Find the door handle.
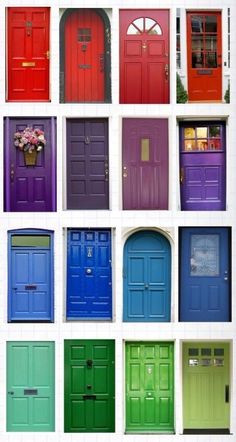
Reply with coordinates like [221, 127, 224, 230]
[99, 54, 104, 72]
[165, 63, 169, 80]
[180, 167, 184, 184]
[8, 391, 14, 395]
[10, 168, 14, 183]
[44, 50, 50, 59]
[123, 166, 128, 178]
[225, 385, 229, 403]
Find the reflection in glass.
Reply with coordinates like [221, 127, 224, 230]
[201, 359, 212, 366]
[214, 359, 224, 367]
[184, 127, 195, 139]
[189, 359, 199, 366]
[196, 127, 207, 138]
[189, 348, 199, 356]
[190, 234, 219, 277]
[206, 35, 217, 51]
[192, 36, 204, 51]
[206, 52, 217, 68]
[214, 348, 224, 356]
[201, 348, 211, 356]
[205, 15, 217, 33]
[192, 52, 203, 68]
[197, 140, 208, 150]
[209, 126, 220, 137]
[191, 16, 203, 33]
[184, 140, 196, 151]
[148, 24, 162, 35]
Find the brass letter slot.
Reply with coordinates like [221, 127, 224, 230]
[22, 62, 36, 67]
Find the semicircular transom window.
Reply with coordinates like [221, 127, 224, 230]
[127, 17, 162, 35]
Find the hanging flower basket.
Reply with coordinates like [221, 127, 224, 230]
[24, 150, 37, 166]
[14, 127, 46, 167]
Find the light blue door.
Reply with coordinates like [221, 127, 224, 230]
[123, 230, 171, 322]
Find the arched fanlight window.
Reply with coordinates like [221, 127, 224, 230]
[127, 17, 162, 35]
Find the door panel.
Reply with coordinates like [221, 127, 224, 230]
[123, 230, 171, 322]
[67, 229, 112, 320]
[7, 342, 55, 432]
[183, 342, 230, 431]
[187, 12, 222, 101]
[67, 119, 109, 209]
[123, 119, 168, 210]
[7, 7, 50, 101]
[64, 340, 115, 432]
[120, 10, 169, 103]
[4, 117, 56, 212]
[126, 342, 174, 433]
[180, 228, 230, 321]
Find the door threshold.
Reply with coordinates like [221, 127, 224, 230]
[188, 100, 223, 104]
[125, 431, 175, 434]
[183, 429, 230, 435]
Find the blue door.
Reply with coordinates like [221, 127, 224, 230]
[67, 229, 112, 320]
[180, 227, 230, 322]
[8, 230, 54, 322]
[123, 230, 171, 322]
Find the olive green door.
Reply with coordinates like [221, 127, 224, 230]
[183, 342, 230, 432]
[64, 339, 115, 432]
[126, 342, 174, 433]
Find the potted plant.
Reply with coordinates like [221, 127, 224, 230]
[14, 127, 46, 166]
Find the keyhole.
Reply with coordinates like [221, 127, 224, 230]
[81, 44, 87, 52]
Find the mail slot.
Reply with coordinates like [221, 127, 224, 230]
[25, 285, 37, 290]
[79, 64, 91, 69]
[24, 389, 38, 395]
[82, 394, 96, 400]
[22, 62, 36, 67]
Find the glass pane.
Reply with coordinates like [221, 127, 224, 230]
[191, 16, 204, 33]
[205, 15, 217, 33]
[197, 139, 208, 150]
[12, 235, 50, 248]
[184, 127, 195, 139]
[214, 348, 224, 356]
[214, 358, 224, 367]
[177, 53, 181, 69]
[192, 52, 204, 68]
[190, 234, 219, 276]
[192, 35, 204, 51]
[145, 18, 156, 30]
[141, 138, 150, 161]
[177, 16, 180, 34]
[201, 359, 212, 366]
[127, 24, 141, 35]
[209, 126, 221, 137]
[206, 52, 217, 68]
[206, 35, 217, 51]
[133, 18, 144, 31]
[196, 127, 207, 138]
[184, 140, 196, 151]
[148, 23, 162, 35]
[189, 359, 199, 366]
[201, 348, 211, 356]
[189, 348, 199, 356]
[177, 35, 180, 50]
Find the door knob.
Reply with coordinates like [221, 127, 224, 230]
[145, 284, 149, 289]
[224, 276, 228, 281]
[123, 166, 128, 178]
[180, 167, 184, 184]
[10, 168, 14, 182]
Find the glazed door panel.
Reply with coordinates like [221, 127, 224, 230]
[120, 10, 169, 103]
[67, 229, 112, 320]
[64, 340, 115, 432]
[67, 119, 109, 209]
[65, 9, 105, 102]
[180, 228, 230, 321]
[123, 119, 168, 209]
[7, 342, 55, 432]
[187, 12, 222, 101]
[7, 7, 50, 101]
[5, 117, 56, 212]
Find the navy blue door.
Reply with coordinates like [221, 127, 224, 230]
[67, 229, 112, 320]
[180, 227, 230, 322]
[123, 230, 171, 322]
[8, 230, 53, 322]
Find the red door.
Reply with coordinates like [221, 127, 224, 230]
[64, 9, 105, 102]
[7, 7, 50, 102]
[120, 10, 169, 104]
[187, 11, 222, 101]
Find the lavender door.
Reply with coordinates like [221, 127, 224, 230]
[180, 122, 226, 211]
[67, 119, 109, 209]
[4, 117, 56, 212]
[122, 119, 168, 210]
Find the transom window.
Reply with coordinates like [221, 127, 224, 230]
[183, 125, 222, 151]
[191, 14, 218, 68]
[127, 17, 162, 35]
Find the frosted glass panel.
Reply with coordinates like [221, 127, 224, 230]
[190, 234, 219, 276]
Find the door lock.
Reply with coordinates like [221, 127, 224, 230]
[165, 64, 169, 79]
[86, 359, 93, 368]
[123, 166, 128, 178]
[10, 168, 14, 183]
[180, 167, 184, 184]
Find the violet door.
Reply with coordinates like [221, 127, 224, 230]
[4, 117, 56, 212]
[122, 118, 168, 210]
[180, 122, 226, 211]
[67, 118, 109, 209]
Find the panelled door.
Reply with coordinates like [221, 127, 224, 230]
[187, 11, 222, 101]
[7, 7, 50, 101]
[64, 9, 105, 102]
[123, 230, 171, 322]
[8, 230, 53, 322]
[7, 341, 55, 432]
[67, 229, 112, 320]
[183, 342, 230, 432]
[123, 118, 168, 210]
[64, 340, 115, 432]
[67, 119, 109, 209]
[120, 10, 169, 104]
[126, 342, 174, 433]
[180, 227, 230, 322]
[4, 117, 56, 212]
[180, 122, 226, 210]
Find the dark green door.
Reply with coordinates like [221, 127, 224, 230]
[183, 342, 230, 432]
[126, 341, 174, 433]
[7, 341, 55, 432]
[64, 339, 115, 432]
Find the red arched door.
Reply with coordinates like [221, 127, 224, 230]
[64, 9, 105, 102]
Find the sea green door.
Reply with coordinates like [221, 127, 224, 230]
[64, 339, 115, 432]
[183, 342, 230, 432]
[7, 341, 55, 432]
[126, 342, 174, 433]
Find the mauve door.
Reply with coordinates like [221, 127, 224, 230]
[67, 118, 109, 209]
[5, 117, 56, 212]
[123, 118, 168, 210]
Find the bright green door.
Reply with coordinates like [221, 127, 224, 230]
[183, 342, 230, 431]
[64, 339, 115, 432]
[7, 341, 55, 432]
[126, 342, 174, 433]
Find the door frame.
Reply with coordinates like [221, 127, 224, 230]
[59, 8, 111, 103]
[8, 228, 54, 322]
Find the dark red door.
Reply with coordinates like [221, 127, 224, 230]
[123, 119, 168, 210]
[64, 9, 105, 102]
[120, 10, 169, 104]
[67, 119, 109, 209]
[7, 7, 50, 101]
[187, 11, 222, 101]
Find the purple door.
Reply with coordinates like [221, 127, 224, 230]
[4, 117, 56, 212]
[122, 118, 168, 210]
[180, 122, 226, 211]
[67, 118, 109, 209]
